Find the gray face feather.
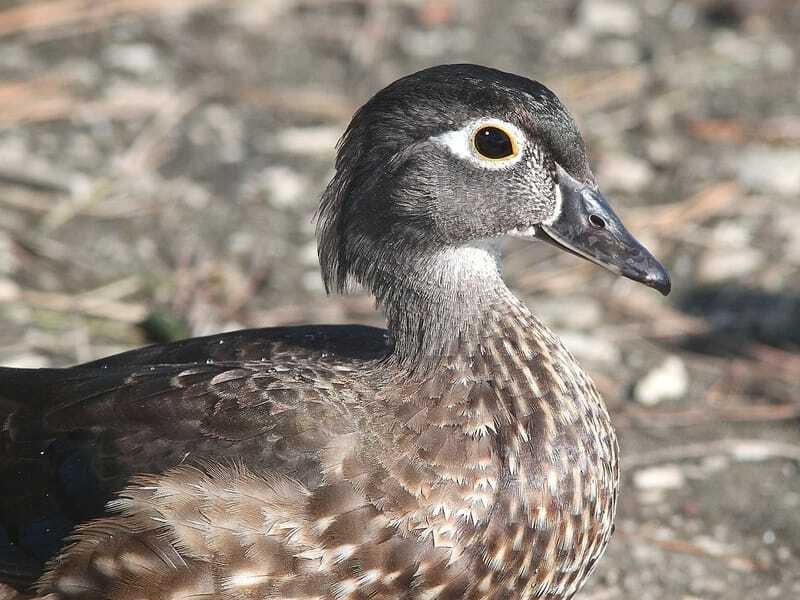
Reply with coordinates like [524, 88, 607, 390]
[317, 63, 593, 295]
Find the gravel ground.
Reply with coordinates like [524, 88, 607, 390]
[0, 0, 799, 598]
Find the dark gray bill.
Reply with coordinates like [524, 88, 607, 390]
[537, 165, 671, 295]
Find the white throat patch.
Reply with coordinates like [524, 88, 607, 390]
[427, 241, 503, 291]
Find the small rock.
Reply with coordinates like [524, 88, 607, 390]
[731, 440, 776, 462]
[669, 1, 698, 30]
[738, 146, 800, 197]
[260, 166, 307, 208]
[634, 355, 689, 405]
[232, 0, 293, 29]
[274, 126, 341, 156]
[579, 0, 641, 36]
[603, 39, 641, 65]
[105, 44, 159, 74]
[300, 241, 320, 267]
[643, 0, 671, 17]
[537, 296, 602, 329]
[1, 352, 50, 369]
[764, 40, 795, 72]
[556, 28, 590, 58]
[559, 331, 622, 367]
[229, 231, 256, 257]
[697, 247, 762, 282]
[303, 270, 325, 292]
[709, 221, 751, 246]
[399, 30, 471, 58]
[189, 104, 244, 164]
[633, 465, 686, 491]
[0, 233, 17, 275]
[776, 211, 800, 265]
[711, 31, 761, 68]
[646, 136, 681, 166]
[0, 278, 19, 302]
[598, 155, 654, 194]
[696, 221, 762, 281]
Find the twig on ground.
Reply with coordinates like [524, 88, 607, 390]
[616, 528, 768, 572]
[235, 86, 356, 121]
[553, 66, 648, 114]
[0, 0, 229, 39]
[115, 91, 203, 176]
[0, 80, 174, 125]
[38, 180, 113, 232]
[624, 403, 800, 427]
[628, 180, 741, 235]
[688, 116, 800, 145]
[0, 166, 73, 194]
[623, 438, 800, 468]
[4, 287, 148, 323]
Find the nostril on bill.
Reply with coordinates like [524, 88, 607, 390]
[588, 214, 607, 229]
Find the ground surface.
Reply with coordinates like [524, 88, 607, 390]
[0, 0, 799, 598]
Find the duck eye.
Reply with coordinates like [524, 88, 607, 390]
[472, 126, 517, 160]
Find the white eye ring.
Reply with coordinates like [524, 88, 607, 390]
[431, 118, 527, 170]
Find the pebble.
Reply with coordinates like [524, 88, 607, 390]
[634, 355, 689, 405]
[0, 352, 50, 369]
[731, 440, 777, 462]
[597, 155, 654, 194]
[105, 44, 159, 74]
[0, 233, 17, 276]
[696, 220, 763, 281]
[274, 126, 341, 157]
[579, 0, 641, 36]
[646, 136, 681, 166]
[303, 270, 325, 292]
[697, 247, 762, 282]
[776, 211, 800, 264]
[260, 166, 306, 208]
[537, 296, 602, 329]
[300, 240, 320, 267]
[557, 27, 591, 58]
[189, 104, 244, 164]
[602, 39, 641, 65]
[0, 278, 19, 301]
[559, 331, 622, 367]
[633, 464, 686, 491]
[737, 146, 800, 197]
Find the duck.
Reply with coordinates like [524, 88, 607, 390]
[0, 63, 670, 600]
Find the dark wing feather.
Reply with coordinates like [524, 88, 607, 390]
[0, 324, 388, 587]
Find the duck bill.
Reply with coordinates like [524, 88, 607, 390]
[537, 166, 671, 295]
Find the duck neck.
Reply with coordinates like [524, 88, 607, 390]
[374, 242, 516, 372]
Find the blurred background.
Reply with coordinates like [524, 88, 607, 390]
[0, 0, 798, 597]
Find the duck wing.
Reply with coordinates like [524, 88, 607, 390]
[0, 324, 388, 587]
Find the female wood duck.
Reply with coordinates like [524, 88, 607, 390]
[0, 64, 669, 600]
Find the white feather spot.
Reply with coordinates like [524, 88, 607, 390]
[227, 570, 271, 588]
[542, 178, 563, 226]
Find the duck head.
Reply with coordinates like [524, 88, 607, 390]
[317, 64, 670, 298]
